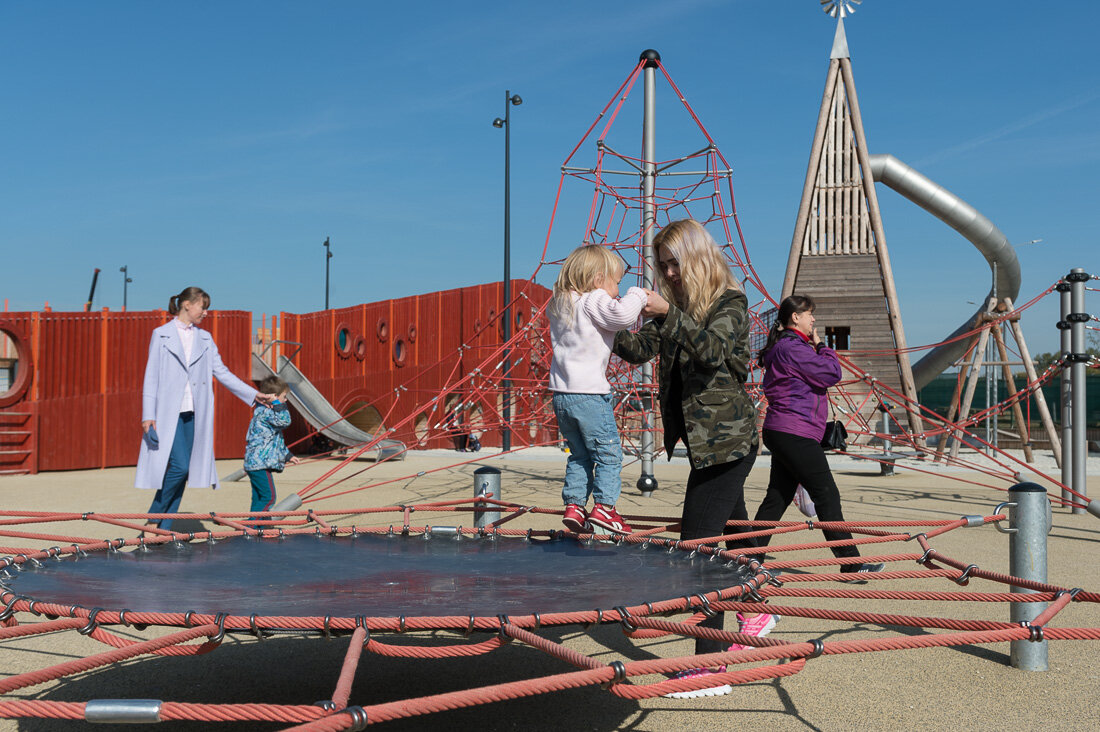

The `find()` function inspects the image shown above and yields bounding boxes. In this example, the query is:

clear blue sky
[1,1,1096,358]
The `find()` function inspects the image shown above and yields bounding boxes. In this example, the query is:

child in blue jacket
[244,375,300,520]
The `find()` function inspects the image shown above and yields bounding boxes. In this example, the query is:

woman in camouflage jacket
[614,219,774,688]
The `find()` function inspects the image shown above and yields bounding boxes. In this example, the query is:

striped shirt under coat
[134,320,259,490]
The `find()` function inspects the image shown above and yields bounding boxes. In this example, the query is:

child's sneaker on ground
[587,503,632,534]
[737,612,778,641]
[561,504,588,532]
[663,667,731,699]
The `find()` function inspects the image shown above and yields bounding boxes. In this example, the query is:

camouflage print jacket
[613,288,758,470]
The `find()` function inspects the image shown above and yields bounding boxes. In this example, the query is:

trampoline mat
[6,534,752,618]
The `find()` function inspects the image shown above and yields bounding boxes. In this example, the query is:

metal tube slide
[867,154,1020,389]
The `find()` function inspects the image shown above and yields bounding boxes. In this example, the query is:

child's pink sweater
[549,287,647,394]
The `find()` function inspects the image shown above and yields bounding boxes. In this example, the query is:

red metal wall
[0,309,254,473]
[279,280,552,450]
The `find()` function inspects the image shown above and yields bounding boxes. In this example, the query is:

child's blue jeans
[247,469,278,515]
[147,411,194,531]
[552,392,623,507]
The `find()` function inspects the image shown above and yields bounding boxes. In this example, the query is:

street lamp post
[119,266,132,310]
[493,90,522,451]
[323,237,332,310]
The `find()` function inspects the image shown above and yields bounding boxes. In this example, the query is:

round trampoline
[5,531,753,620]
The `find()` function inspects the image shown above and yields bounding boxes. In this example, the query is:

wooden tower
[782,17,924,438]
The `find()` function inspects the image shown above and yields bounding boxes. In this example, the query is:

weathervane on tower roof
[821,0,861,19]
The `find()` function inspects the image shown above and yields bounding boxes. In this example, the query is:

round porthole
[0,320,32,408]
[408,324,417,343]
[353,335,367,361]
[393,338,407,366]
[377,318,389,343]
[335,322,352,358]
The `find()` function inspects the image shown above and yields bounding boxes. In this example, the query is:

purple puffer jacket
[761,331,842,442]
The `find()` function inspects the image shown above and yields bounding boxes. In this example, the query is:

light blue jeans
[552,392,623,507]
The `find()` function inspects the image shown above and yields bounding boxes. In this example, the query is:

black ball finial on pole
[640,49,661,67]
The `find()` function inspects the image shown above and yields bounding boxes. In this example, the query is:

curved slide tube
[867,154,1020,389]
[222,354,405,482]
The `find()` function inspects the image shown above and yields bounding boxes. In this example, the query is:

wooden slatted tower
[781,14,924,439]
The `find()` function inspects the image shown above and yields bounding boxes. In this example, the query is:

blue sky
[1,1,1096,358]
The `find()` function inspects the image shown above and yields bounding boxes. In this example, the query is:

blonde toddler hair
[652,219,738,322]
[550,245,626,324]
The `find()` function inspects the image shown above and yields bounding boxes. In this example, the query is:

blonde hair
[652,219,738,322]
[550,245,625,324]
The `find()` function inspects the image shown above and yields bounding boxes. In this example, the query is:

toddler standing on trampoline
[549,245,648,534]
[244,375,300,523]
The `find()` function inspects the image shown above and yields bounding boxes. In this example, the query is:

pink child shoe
[561,504,588,532]
[663,667,732,699]
[737,612,779,646]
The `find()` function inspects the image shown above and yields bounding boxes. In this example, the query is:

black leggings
[679,447,757,655]
[755,429,861,563]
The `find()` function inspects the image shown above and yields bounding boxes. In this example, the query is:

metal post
[1000,482,1050,671]
[494,91,522,452]
[502,90,513,452]
[473,466,502,529]
[120,265,132,310]
[636,49,660,497]
[1068,268,1089,515]
[323,237,332,310]
[1057,281,1072,505]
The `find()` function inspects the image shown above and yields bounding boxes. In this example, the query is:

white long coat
[134,321,258,490]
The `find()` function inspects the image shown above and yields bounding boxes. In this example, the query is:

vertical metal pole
[1005,482,1049,671]
[1069,268,1088,515]
[502,90,513,452]
[1057,281,1072,505]
[636,50,660,497]
[990,262,998,450]
[473,466,502,529]
[323,237,332,310]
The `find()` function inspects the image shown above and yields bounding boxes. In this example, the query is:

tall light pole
[119,265,132,310]
[323,237,332,310]
[493,90,522,451]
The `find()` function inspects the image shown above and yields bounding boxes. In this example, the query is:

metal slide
[257,354,405,459]
[867,154,1021,389]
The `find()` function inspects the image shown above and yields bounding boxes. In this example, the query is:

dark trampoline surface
[5,533,752,618]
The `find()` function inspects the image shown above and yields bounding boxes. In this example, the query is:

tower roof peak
[830,17,850,60]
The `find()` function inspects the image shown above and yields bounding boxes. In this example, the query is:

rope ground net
[1,500,1098,729]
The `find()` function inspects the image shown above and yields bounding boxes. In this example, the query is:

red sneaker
[562,504,588,532]
[587,504,632,534]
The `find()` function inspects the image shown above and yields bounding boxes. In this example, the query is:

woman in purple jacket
[753,295,883,580]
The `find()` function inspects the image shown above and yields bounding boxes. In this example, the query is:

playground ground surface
[1,446,1098,731]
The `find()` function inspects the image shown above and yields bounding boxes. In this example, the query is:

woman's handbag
[820,420,848,451]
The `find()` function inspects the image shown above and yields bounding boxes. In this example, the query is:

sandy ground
[1,446,1098,731]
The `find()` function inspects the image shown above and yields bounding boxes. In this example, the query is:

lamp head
[510,94,522,106]
[492,118,505,128]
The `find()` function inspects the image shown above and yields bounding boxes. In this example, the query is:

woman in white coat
[135,286,273,531]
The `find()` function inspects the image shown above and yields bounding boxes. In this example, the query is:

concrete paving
[0,446,1097,731]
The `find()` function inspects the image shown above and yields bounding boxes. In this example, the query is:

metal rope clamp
[497,614,511,642]
[992,502,1017,534]
[209,613,229,645]
[613,605,637,633]
[78,607,104,635]
[602,660,627,689]
[0,595,22,622]
[954,564,978,586]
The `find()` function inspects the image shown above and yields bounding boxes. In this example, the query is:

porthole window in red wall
[408,324,417,343]
[353,335,367,361]
[335,323,352,358]
[0,321,32,408]
[376,318,389,343]
[393,338,407,366]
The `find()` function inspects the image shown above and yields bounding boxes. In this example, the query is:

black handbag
[820,420,848,451]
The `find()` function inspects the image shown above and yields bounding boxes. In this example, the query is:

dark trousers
[147,412,194,531]
[755,429,861,564]
[679,447,758,655]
